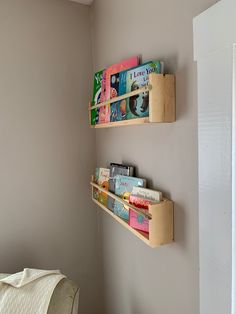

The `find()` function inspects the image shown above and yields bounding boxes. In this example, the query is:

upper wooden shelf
[89,73,176,128]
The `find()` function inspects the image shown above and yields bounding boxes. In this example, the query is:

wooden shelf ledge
[89,73,176,129]
[90,179,174,248]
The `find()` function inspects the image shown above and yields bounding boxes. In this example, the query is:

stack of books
[94,163,163,234]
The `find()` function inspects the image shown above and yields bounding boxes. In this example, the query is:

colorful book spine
[119,61,164,120]
[114,175,146,220]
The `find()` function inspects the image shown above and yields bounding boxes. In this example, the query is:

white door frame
[193,1,235,313]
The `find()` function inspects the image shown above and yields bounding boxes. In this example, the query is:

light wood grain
[92,198,151,246]
[149,74,175,122]
[149,200,174,246]
[90,117,149,128]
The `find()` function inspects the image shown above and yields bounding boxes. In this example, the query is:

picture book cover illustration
[129,187,162,233]
[91,70,104,125]
[94,168,110,206]
[110,61,149,122]
[114,175,146,220]
[129,195,151,233]
[99,72,109,124]
[119,61,164,120]
[100,56,139,124]
[107,163,134,211]
[110,73,120,122]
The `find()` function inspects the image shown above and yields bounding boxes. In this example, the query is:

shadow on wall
[157,54,190,121]
[172,201,187,250]
[0,242,38,274]
[175,63,190,121]
[129,287,159,314]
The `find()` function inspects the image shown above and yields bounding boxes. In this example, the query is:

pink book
[129,195,150,234]
[99,56,139,124]
[99,72,107,124]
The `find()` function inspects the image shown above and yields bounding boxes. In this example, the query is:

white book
[131,186,162,202]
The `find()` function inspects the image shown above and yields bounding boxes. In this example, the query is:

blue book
[110,72,125,122]
[119,61,164,120]
[107,163,134,211]
[114,175,146,220]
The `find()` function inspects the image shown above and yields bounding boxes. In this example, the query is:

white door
[193,1,235,314]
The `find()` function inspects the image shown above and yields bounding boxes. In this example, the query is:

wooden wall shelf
[90,180,174,248]
[89,73,176,129]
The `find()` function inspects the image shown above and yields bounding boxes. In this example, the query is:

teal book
[119,61,164,120]
[114,175,146,220]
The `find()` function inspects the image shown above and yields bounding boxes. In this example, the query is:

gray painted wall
[0,1,224,314]
[91,0,217,313]
[0,1,101,313]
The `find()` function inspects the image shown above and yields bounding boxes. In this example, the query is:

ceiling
[69,0,94,5]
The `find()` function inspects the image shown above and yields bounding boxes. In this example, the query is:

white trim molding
[193,1,235,314]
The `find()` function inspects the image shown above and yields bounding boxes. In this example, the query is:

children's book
[105,56,139,101]
[129,195,151,233]
[91,70,104,125]
[100,56,139,124]
[119,61,164,120]
[129,187,162,233]
[131,186,162,202]
[107,163,135,211]
[113,175,146,220]
[110,61,150,121]
[110,73,120,122]
[94,168,110,206]
[110,101,120,122]
[99,72,109,124]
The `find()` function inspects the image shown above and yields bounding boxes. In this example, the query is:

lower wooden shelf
[91,181,174,248]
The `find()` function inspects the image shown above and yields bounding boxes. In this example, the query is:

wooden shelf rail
[89,73,176,128]
[89,85,152,110]
[90,181,152,220]
[90,178,174,248]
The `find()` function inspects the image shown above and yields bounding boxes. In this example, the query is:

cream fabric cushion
[0,274,79,314]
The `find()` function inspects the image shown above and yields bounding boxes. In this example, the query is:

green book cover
[91,70,104,125]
